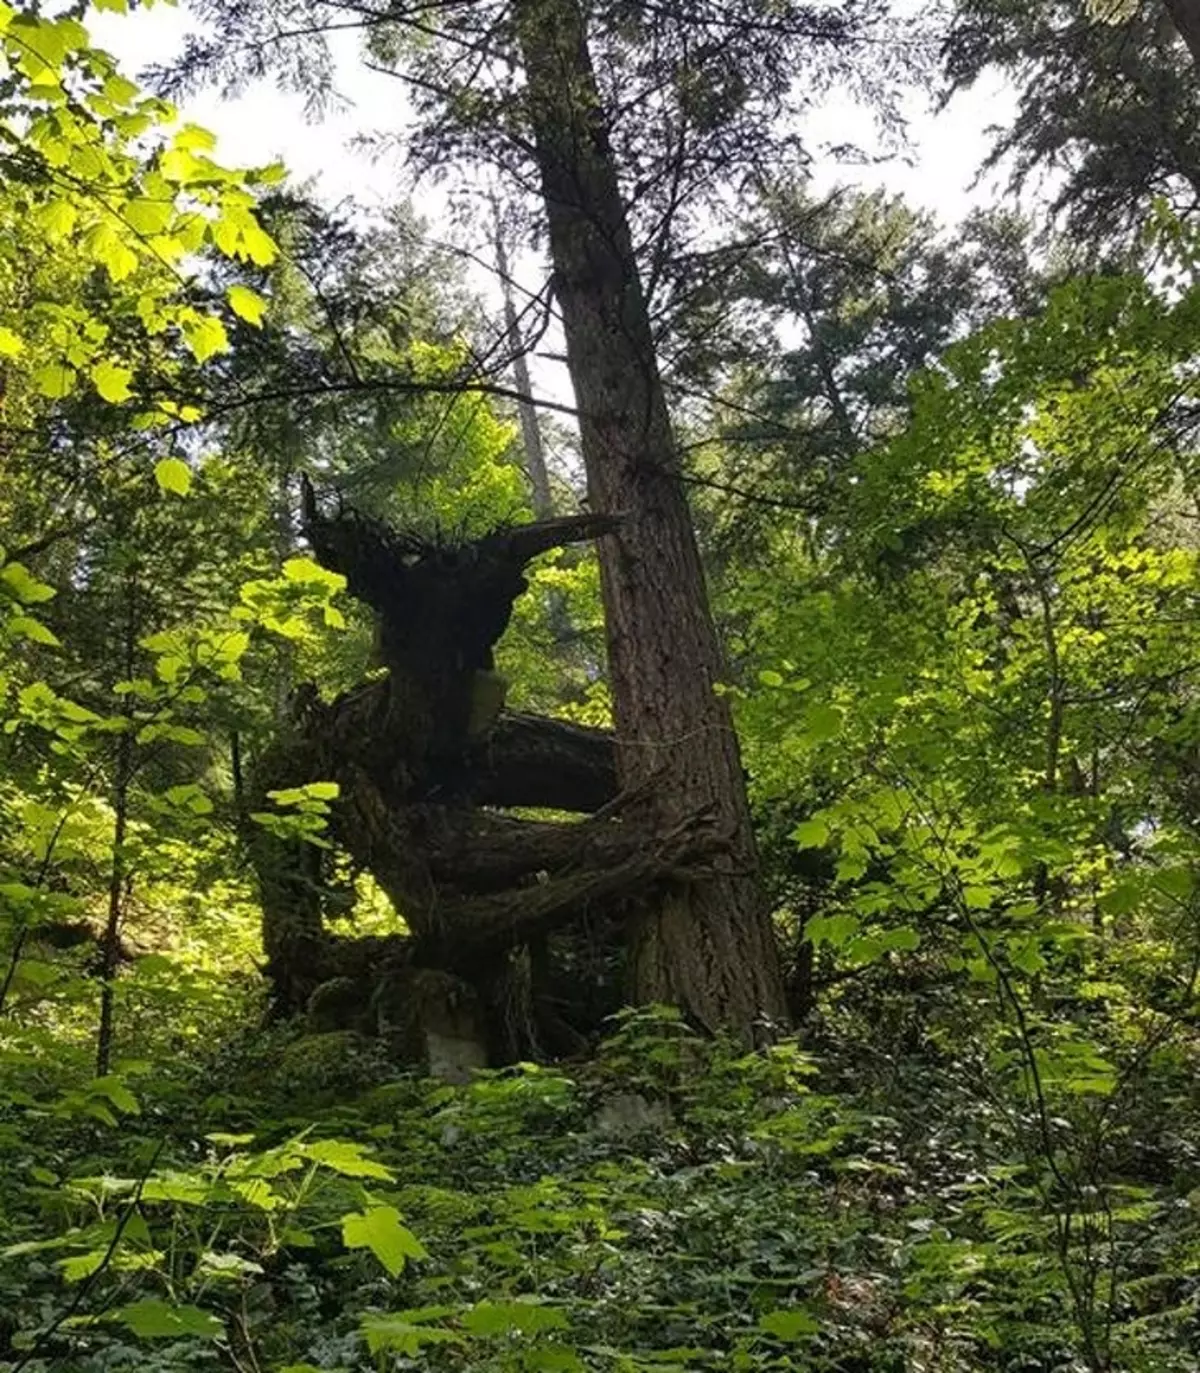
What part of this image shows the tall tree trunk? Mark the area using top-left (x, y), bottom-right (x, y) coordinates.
top-left (492, 198), bottom-right (555, 519)
top-left (1165, 0), bottom-right (1200, 71)
top-left (492, 197), bottom-right (578, 652)
top-left (513, 0), bottom-right (787, 1037)
top-left (97, 565), bottom-right (137, 1076)
top-left (272, 461), bottom-right (298, 723)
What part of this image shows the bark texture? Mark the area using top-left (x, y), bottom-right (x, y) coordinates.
top-left (249, 500), bottom-right (728, 1065)
top-left (1166, 0), bottom-right (1200, 71)
top-left (513, 0), bottom-right (787, 1036)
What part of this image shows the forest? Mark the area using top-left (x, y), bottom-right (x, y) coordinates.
top-left (2, 1), bottom-right (1200, 1369)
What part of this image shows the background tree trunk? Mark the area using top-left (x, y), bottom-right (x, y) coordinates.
top-left (96, 564), bottom-right (137, 1076)
top-left (513, 0), bottom-right (787, 1037)
top-left (492, 197), bottom-right (555, 519)
top-left (1165, 0), bottom-right (1200, 71)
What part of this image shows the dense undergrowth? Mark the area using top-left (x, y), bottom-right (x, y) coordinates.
top-left (2, 995), bottom-right (1198, 1373)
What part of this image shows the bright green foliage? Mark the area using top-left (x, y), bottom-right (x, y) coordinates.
top-left (714, 225), bottom-right (1200, 1370)
top-left (342, 1204), bottom-right (428, 1275)
top-left (741, 257), bottom-right (1200, 969)
top-left (0, 1), bottom-right (278, 428)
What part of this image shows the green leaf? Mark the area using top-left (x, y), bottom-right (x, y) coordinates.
top-left (847, 934), bottom-right (888, 965)
top-left (228, 1177), bottom-right (284, 1209)
top-left (197, 1251), bottom-right (264, 1279)
top-left (124, 197), bottom-right (173, 235)
top-left (164, 784), bottom-right (214, 815)
top-left (524, 1347), bottom-right (587, 1372)
top-left (282, 556), bottom-right (338, 584)
top-left (1007, 936), bottom-right (1046, 975)
top-left (9, 615), bottom-right (61, 646)
top-left (227, 284), bottom-right (267, 326)
top-left (163, 725), bottom-right (206, 746)
top-left (804, 913), bottom-right (860, 949)
top-left (758, 1308), bottom-right (819, 1340)
top-left (91, 360), bottom-right (133, 403)
top-left (803, 703), bottom-right (843, 743)
top-left (35, 199), bottom-right (77, 240)
top-left (174, 123), bottom-right (218, 152)
top-left (341, 1205), bottom-right (426, 1276)
top-left (141, 1173), bottom-right (213, 1205)
top-left (879, 926), bottom-right (921, 953)
top-left (1100, 878), bottom-right (1141, 916)
top-left (1, 562), bottom-right (55, 603)
top-left (182, 314), bottom-right (228, 362)
top-left (59, 1249), bottom-right (107, 1282)
top-left (362, 1313), bottom-right (462, 1356)
top-left (237, 220), bottom-right (277, 266)
top-left (251, 159), bottom-right (288, 186)
top-left (299, 1137), bottom-right (391, 1178)
top-left (78, 222), bottom-right (139, 282)
top-left (33, 363), bottom-right (76, 399)
top-left (0, 325), bottom-right (23, 356)
top-left (10, 16), bottom-right (83, 78)
top-left (154, 457), bottom-right (192, 496)
top-left (159, 147), bottom-right (201, 184)
top-left (154, 654), bottom-right (184, 684)
top-left (461, 1301), bottom-right (570, 1337)
top-left (108, 1298), bottom-right (223, 1340)
top-left (89, 1075), bottom-right (140, 1115)
top-left (15, 959), bottom-right (58, 988)
top-left (791, 816), bottom-right (829, 849)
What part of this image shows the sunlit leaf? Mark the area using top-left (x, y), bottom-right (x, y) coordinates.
top-left (9, 615), bottom-right (60, 646)
top-left (299, 1137), bottom-right (390, 1178)
top-left (227, 284), bottom-right (267, 326)
top-left (33, 363), bottom-right (76, 398)
top-left (1, 562), bottom-right (55, 603)
top-left (362, 1312), bottom-right (461, 1356)
top-left (182, 314), bottom-right (228, 362)
top-left (154, 457), bottom-right (192, 496)
top-left (91, 360), bottom-right (133, 403)
top-left (342, 1205), bottom-right (427, 1276)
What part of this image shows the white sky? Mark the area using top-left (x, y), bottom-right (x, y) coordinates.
top-left (90, 7), bottom-right (405, 207)
top-left (91, 4), bottom-right (1015, 216)
top-left (88, 2), bottom-right (1018, 421)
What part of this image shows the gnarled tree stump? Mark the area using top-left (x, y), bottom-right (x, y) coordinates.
top-left (249, 490), bottom-right (727, 1069)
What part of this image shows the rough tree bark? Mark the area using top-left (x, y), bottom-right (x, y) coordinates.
top-left (513, 0), bottom-right (788, 1037)
top-left (1165, 0), bottom-right (1200, 71)
top-left (249, 499), bottom-right (728, 1064)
